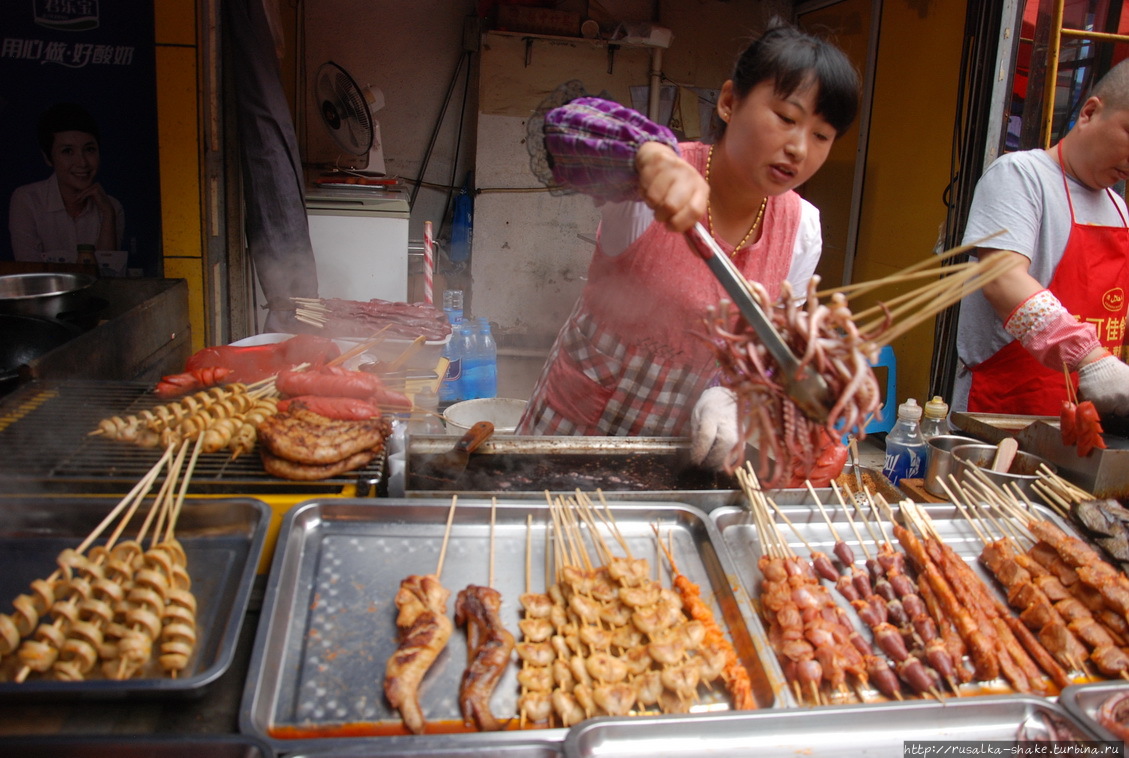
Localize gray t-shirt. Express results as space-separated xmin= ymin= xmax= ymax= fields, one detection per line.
xmin=952 ymin=148 xmax=1128 ymax=410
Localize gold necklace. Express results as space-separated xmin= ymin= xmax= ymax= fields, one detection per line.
xmin=705 ymin=145 xmax=767 ymax=256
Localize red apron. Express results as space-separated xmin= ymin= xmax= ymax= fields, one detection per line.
xmin=967 ymin=146 xmax=1129 ymax=415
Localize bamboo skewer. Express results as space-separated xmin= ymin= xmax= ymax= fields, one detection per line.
xmin=436 ymin=495 xmax=458 ymax=580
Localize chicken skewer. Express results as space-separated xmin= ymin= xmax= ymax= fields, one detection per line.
xmin=383 ymin=495 xmax=457 ymax=735
xmin=454 ymin=498 xmax=516 ymax=732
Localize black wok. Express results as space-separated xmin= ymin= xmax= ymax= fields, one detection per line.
xmin=0 ymin=314 xmax=80 ymax=394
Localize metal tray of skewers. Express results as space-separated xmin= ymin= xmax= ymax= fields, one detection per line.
xmin=712 ymin=473 xmax=1129 ymax=708
xmin=240 ymin=497 xmax=779 ymax=756
xmin=0 ymin=496 xmax=269 ymax=699
xmin=561 ymin=694 xmax=1105 ymax=756
xmin=0 ymin=733 xmax=275 ymax=757
xmin=1059 ymin=681 xmax=1129 ymax=744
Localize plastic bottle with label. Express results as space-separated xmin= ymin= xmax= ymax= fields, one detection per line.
xmin=463 ymin=316 xmax=498 ymax=400
xmin=920 ymin=395 xmax=951 ymax=441
xmin=438 ymin=319 xmax=470 ymax=407
xmin=881 ymin=398 xmax=927 ymax=486
xmin=442 ymin=289 xmax=464 ymax=324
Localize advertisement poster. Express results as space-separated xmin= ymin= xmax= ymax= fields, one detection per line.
xmin=0 ymin=1 xmax=160 ymax=276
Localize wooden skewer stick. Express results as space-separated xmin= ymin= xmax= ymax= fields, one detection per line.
xmin=805 ymin=481 xmax=844 ymax=544
xmin=327 ymin=326 xmax=393 ymax=367
xmin=489 ymin=497 xmax=497 ymax=589
xmin=815 ymin=232 xmax=1005 ymax=300
xmin=435 ymin=495 xmax=458 ymax=579
xmin=831 ymin=482 xmax=872 ymax=560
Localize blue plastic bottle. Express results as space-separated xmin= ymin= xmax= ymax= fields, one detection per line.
xmin=464 ymin=316 xmax=497 ymax=400
xmin=881 ymin=398 xmax=927 ymax=485
xmin=439 ymin=319 xmax=470 ymax=406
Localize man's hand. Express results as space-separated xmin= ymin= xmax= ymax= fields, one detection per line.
xmin=1078 ymin=355 xmax=1129 ymax=416
xmin=689 ymin=386 xmax=740 ymax=470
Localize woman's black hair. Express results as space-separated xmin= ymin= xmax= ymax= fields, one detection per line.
xmin=36 ymin=102 xmax=100 ymax=157
xmin=723 ymin=19 xmax=860 ymax=138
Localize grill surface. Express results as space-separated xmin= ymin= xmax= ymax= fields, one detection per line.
xmin=0 ymin=380 xmax=384 ymax=494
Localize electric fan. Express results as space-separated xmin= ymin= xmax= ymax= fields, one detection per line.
xmin=314 ymin=60 xmax=386 ymax=175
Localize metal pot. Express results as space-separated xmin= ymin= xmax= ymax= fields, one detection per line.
xmin=924 ymin=434 xmax=979 ymax=497
xmin=0 ymin=272 xmax=96 ymax=320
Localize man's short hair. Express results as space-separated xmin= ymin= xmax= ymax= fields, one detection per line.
xmin=1092 ymin=59 xmax=1129 ymax=113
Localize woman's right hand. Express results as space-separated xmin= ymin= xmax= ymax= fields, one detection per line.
xmin=635 ymin=141 xmax=708 ymax=233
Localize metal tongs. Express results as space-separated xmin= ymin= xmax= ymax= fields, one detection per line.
xmin=685 ymin=222 xmax=833 ymax=423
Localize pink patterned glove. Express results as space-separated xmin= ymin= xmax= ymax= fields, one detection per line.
xmin=1004 ymin=290 xmax=1101 ymax=372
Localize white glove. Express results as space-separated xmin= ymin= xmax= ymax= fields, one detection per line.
xmin=689 ymin=386 xmax=740 ymax=470
xmin=1078 ymin=355 xmax=1129 ymax=416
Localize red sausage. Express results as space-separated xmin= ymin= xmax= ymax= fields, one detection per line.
xmin=276 ymin=365 xmax=385 ymax=399
xmin=811 ymin=552 xmax=839 ymax=583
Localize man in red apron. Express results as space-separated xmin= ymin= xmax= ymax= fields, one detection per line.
xmin=955 ymin=60 xmax=1129 ymax=418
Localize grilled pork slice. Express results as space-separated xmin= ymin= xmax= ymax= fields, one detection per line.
xmin=455 ymin=585 xmax=515 ymax=731
xmin=259 ymin=447 xmax=377 ymax=481
xmin=384 ymin=574 xmax=453 ymax=735
xmin=257 ymin=407 xmax=390 ymax=465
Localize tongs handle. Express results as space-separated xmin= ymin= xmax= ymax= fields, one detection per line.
xmin=685 ymin=222 xmax=832 ymax=424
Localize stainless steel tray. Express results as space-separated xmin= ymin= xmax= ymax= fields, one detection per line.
xmin=0 ymin=734 xmax=274 ymax=757
xmin=1060 ymin=681 xmax=1129 ymax=743
xmin=0 ymin=497 xmax=269 ymax=698
xmin=562 ymin=695 xmax=1101 ymax=757
xmin=240 ymin=498 xmax=778 ymax=756
xmin=712 ymin=500 xmax=1087 ymax=705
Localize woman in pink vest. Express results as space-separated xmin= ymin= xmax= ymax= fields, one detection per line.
xmin=517 ymin=20 xmax=861 ymax=473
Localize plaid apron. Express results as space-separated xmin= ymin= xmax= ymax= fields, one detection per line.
xmin=518 ymin=143 xmax=801 ymax=436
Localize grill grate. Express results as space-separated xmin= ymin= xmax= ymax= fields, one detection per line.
xmin=0 ymin=380 xmax=384 ymax=495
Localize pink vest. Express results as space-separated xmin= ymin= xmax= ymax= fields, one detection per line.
xmin=518 ymin=142 xmax=803 ymax=436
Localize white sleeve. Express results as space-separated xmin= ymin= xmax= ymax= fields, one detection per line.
xmin=597 ymin=199 xmax=655 ymax=257
xmin=785 ymin=199 xmax=822 ymax=292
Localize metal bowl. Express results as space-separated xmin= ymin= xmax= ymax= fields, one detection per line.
xmin=0 ymin=272 xmax=96 ymax=320
xmin=951 ymin=442 xmax=1056 ymax=498
xmin=924 ymin=434 xmax=980 ymax=497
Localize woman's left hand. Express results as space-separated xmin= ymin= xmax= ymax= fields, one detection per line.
xmin=635 ymin=141 xmax=708 ymax=233
xmin=77 ymin=183 xmax=115 ymax=218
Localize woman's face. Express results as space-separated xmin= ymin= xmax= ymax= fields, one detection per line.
xmin=47 ymin=130 xmax=100 ymax=193
xmin=717 ymin=77 xmax=836 ymax=196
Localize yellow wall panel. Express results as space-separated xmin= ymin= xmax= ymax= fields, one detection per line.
xmin=155 ymin=0 xmax=196 ymax=47
xmin=853 ymin=3 xmax=966 ymax=403
xmin=164 ymin=257 xmax=206 ymax=352
xmin=156 ymin=46 xmax=201 ymax=260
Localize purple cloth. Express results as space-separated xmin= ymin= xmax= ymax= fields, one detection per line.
xmin=543 ymin=97 xmax=680 ymax=202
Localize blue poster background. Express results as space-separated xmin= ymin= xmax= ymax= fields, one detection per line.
xmin=0 ymin=1 xmax=161 ymax=275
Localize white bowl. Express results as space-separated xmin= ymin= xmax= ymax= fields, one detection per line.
xmin=443 ymin=397 xmax=528 ymax=435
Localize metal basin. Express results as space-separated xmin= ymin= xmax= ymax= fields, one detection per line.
xmin=924 ymin=434 xmax=979 ymax=497
xmin=0 ymin=272 xmax=96 ymax=320
xmin=952 ymin=442 xmax=1056 ymax=498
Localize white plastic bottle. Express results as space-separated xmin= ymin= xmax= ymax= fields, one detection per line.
xmin=439 ymin=319 xmax=470 ymax=406
xmin=881 ymin=398 xmax=927 ymax=485
xmin=920 ymin=395 xmax=951 ymax=440
xmin=471 ymin=316 xmax=497 ymax=399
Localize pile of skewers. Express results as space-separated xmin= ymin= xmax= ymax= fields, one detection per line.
xmin=742 ymin=457 xmax=1129 ymax=707
xmin=513 ymin=491 xmax=752 ymax=728
xmin=701 ymin=235 xmax=1020 ymax=486
xmin=380 ymin=490 xmax=755 ymax=736
xmin=0 ymin=443 xmax=200 ymax=683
